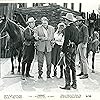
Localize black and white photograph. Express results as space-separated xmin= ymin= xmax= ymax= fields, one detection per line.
xmin=0 ymin=0 xmax=100 ymax=100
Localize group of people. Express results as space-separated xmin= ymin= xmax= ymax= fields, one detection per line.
xmin=21 ymin=12 xmax=89 ymax=90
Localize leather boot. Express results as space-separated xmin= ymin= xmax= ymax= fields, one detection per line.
xmin=60 ymin=65 xmax=63 ymax=78
xmin=60 ymin=68 xmax=71 ymax=90
xmin=60 ymin=82 xmax=71 ymax=90
xmin=38 ymin=75 xmax=43 ymax=79
xmin=54 ymin=70 xmax=57 ymax=76
xmin=38 ymin=70 xmax=43 ymax=79
xmin=52 ymin=65 xmax=57 ymax=77
xmin=21 ymin=63 xmax=26 ymax=80
xmin=77 ymin=72 xmax=84 ymax=76
xmin=80 ymin=74 xmax=88 ymax=79
xmin=22 ymin=62 xmax=25 ymax=76
xmin=21 ymin=75 xmax=25 ymax=80
xmin=71 ymin=81 xmax=77 ymax=89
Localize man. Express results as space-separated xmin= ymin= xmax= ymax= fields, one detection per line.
xmin=21 ymin=17 xmax=36 ymax=80
xmin=76 ymin=16 xmax=89 ymax=79
xmin=60 ymin=13 xmax=79 ymax=90
xmin=34 ymin=17 xmax=55 ymax=79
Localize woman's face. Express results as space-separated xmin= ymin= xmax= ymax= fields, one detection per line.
xmin=58 ymin=25 xmax=65 ymax=32
xmin=65 ymin=19 xmax=70 ymax=25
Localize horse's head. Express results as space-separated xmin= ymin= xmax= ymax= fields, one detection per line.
xmin=0 ymin=15 xmax=7 ymax=34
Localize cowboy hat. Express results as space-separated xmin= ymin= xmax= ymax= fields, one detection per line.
xmin=75 ymin=16 xmax=85 ymax=21
xmin=57 ymin=22 xmax=66 ymax=29
xmin=26 ymin=17 xmax=36 ymax=24
xmin=41 ymin=17 xmax=49 ymax=22
xmin=62 ymin=13 xmax=77 ymax=22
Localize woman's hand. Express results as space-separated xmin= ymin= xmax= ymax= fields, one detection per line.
xmin=82 ymin=43 xmax=87 ymax=48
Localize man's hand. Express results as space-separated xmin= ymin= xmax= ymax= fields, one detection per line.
xmin=60 ymin=52 xmax=65 ymax=58
xmin=82 ymin=43 xmax=87 ymax=48
xmin=39 ymin=37 xmax=48 ymax=41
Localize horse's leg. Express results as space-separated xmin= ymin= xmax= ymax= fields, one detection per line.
xmin=92 ymin=52 xmax=95 ymax=73
xmin=86 ymin=44 xmax=89 ymax=63
xmin=14 ymin=56 xmax=17 ymax=68
xmin=11 ymin=54 xmax=14 ymax=74
xmin=86 ymin=51 xmax=89 ymax=62
xmin=17 ymin=49 xmax=22 ymax=74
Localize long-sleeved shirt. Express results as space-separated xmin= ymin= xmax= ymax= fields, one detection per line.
xmin=78 ymin=23 xmax=89 ymax=44
xmin=62 ymin=23 xmax=79 ymax=53
xmin=54 ymin=30 xmax=64 ymax=46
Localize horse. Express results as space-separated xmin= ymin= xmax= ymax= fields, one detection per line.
xmin=87 ymin=27 xmax=100 ymax=73
xmin=0 ymin=15 xmax=23 ymax=74
xmin=13 ymin=12 xmax=27 ymax=28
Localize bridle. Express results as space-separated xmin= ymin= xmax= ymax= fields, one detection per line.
xmin=0 ymin=19 xmax=8 ymax=39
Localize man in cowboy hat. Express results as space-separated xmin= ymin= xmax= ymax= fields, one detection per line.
xmin=75 ymin=16 xmax=89 ymax=79
xmin=60 ymin=13 xmax=79 ymax=90
xmin=34 ymin=17 xmax=55 ymax=79
xmin=21 ymin=17 xmax=36 ymax=80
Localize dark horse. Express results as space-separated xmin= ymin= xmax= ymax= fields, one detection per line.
xmin=0 ymin=16 xmax=23 ymax=74
xmin=87 ymin=18 xmax=99 ymax=73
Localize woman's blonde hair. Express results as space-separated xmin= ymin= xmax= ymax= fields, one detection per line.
xmin=57 ymin=22 xmax=66 ymax=29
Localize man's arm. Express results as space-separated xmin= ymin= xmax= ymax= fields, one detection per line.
xmin=83 ymin=25 xmax=89 ymax=44
xmin=62 ymin=27 xmax=70 ymax=53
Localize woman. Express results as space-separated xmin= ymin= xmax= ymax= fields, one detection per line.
xmin=51 ymin=22 xmax=66 ymax=78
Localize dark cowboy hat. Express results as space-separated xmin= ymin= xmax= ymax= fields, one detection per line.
xmin=75 ymin=16 xmax=85 ymax=21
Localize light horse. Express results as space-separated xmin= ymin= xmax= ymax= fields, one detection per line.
xmin=0 ymin=15 xmax=23 ymax=74
xmin=87 ymin=19 xmax=100 ymax=73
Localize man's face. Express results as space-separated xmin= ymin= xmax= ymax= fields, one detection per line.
xmin=65 ymin=19 xmax=71 ymax=25
xmin=42 ymin=20 xmax=48 ymax=28
xmin=29 ymin=22 xmax=35 ymax=28
xmin=75 ymin=20 xmax=82 ymax=26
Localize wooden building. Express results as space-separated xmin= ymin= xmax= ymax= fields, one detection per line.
xmin=0 ymin=3 xmax=28 ymax=58
xmin=14 ymin=4 xmax=81 ymax=28
xmin=0 ymin=3 xmax=81 ymax=58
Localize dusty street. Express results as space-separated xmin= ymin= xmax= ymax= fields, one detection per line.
xmin=0 ymin=52 xmax=100 ymax=100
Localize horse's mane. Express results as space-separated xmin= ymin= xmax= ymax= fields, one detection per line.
xmin=8 ymin=19 xmax=21 ymax=33
xmin=6 ymin=19 xmax=23 ymax=41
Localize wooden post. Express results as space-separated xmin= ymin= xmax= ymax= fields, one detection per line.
xmin=40 ymin=3 xmax=44 ymax=6
xmin=79 ymin=3 xmax=82 ymax=12
xmin=97 ymin=14 xmax=99 ymax=27
xmin=36 ymin=3 xmax=38 ymax=6
xmin=63 ymin=3 xmax=68 ymax=8
xmin=33 ymin=3 xmax=35 ymax=7
xmin=71 ymin=3 xmax=74 ymax=10
xmin=63 ymin=3 xmax=65 ymax=7
xmin=89 ymin=14 xmax=91 ymax=19
xmin=24 ymin=3 xmax=27 ymax=8
xmin=87 ymin=12 xmax=89 ymax=20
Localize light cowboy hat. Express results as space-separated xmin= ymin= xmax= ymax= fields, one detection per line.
xmin=62 ymin=13 xmax=77 ymax=22
xmin=41 ymin=17 xmax=49 ymax=22
xmin=57 ymin=22 xmax=66 ymax=29
xmin=75 ymin=16 xmax=85 ymax=21
xmin=26 ymin=17 xmax=36 ymax=24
